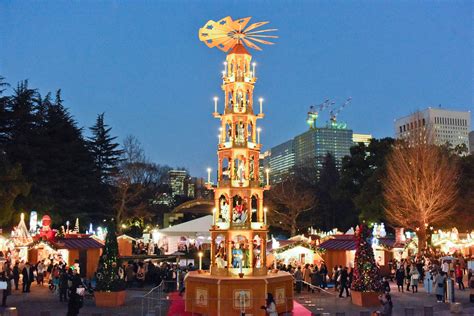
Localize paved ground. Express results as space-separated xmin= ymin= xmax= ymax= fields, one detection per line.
xmin=294 ymin=283 xmax=474 ymax=316
xmin=1 ymin=281 xmax=473 ymax=316
xmin=0 ymin=283 xmax=153 ymax=316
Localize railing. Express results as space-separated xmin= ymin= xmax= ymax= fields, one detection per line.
xmin=141 ymin=280 xmax=165 ymax=316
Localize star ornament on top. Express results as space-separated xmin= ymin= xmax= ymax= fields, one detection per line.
xmin=198 ymin=16 xmax=278 ymax=52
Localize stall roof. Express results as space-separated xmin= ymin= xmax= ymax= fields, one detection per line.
xmin=318 ymin=235 xmax=396 ymax=251
xmin=55 ymin=238 xmax=104 ymax=249
xmin=159 ymin=215 xmax=212 ymax=236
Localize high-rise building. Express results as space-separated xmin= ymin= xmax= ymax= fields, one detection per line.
xmin=168 ymin=169 xmax=188 ymax=197
xmin=469 ymin=131 xmax=474 ymax=155
xmin=353 ymin=133 xmax=373 ymax=147
xmin=394 ymin=108 xmax=471 ymax=152
xmin=263 ymin=124 xmax=355 ymax=183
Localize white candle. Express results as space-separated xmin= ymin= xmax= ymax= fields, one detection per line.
xmin=224 ymin=61 xmax=227 ymax=75
xmin=252 ymin=62 xmax=256 ymax=77
xmin=257 ymin=127 xmax=261 ymax=144
xmin=199 ymin=254 xmax=203 ymax=270
xmin=265 ymin=168 xmax=270 ymax=186
xmin=213 ymin=97 xmax=218 ymax=113
xmin=207 ymin=168 xmax=211 ymax=184
xmin=212 ymin=208 xmax=216 ymax=225
xmin=274 ymin=258 xmax=277 ymax=270
xmin=264 ymin=207 xmax=267 ymax=225
xmin=239 ymin=257 xmax=243 ymax=274
xmin=259 ymin=97 xmax=263 ymax=114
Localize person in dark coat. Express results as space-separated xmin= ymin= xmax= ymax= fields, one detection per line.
xmin=338 ymin=267 xmax=350 ymax=298
xmin=66 ymin=269 xmax=83 ymax=316
xmin=320 ymin=263 xmax=328 ymax=289
xmin=12 ymin=262 xmax=20 ymax=291
xmin=395 ymin=267 xmax=405 ymax=292
xmin=21 ymin=262 xmax=34 ymax=293
xmin=310 ymin=267 xmax=320 ymax=293
xmin=59 ymin=268 xmax=69 ymax=302
xmin=1 ymin=268 xmax=13 ymax=307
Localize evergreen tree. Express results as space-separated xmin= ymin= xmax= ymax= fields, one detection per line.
xmin=95 ymin=220 xmax=125 ymax=292
xmin=0 ymin=154 xmax=30 ymax=225
xmin=88 ymin=113 xmax=123 ymax=184
xmin=35 ymin=90 xmax=102 ymax=222
xmin=351 ymin=224 xmax=382 ymax=292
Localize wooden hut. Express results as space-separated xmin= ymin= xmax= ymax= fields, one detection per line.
xmin=28 ymin=237 xmax=103 ymax=279
xmin=318 ymin=235 xmax=396 ymax=276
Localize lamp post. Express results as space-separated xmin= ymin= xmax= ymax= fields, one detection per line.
xmin=265 ymin=168 xmax=270 ymax=186
xmin=213 ymin=96 xmax=218 ymax=113
xmin=259 ymin=97 xmax=263 ymax=114
xmin=198 ymin=251 xmax=203 ymax=270
xmin=207 ymin=167 xmax=212 ymax=184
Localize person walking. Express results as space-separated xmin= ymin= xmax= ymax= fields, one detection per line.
xmin=303 ymin=264 xmax=311 ymax=292
xmin=66 ymin=270 xmax=84 ymax=316
xmin=424 ymin=269 xmax=433 ymax=294
xmin=410 ymin=264 xmax=420 ymax=293
xmin=338 ymin=267 xmax=350 ymax=298
xmin=12 ymin=262 xmax=19 ymax=291
xmin=21 ymin=262 xmax=34 ymax=293
xmin=434 ymin=271 xmax=447 ymax=303
xmin=260 ymin=293 xmax=278 ymax=316
xmin=395 ymin=267 xmax=405 ymax=292
xmin=59 ymin=268 xmax=69 ymax=302
xmin=378 ymin=292 xmax=393 ymax=316
xmin=310 ymin=267 xmax=320 ymax=293
xmin=0 ymin=269 xmax=12 ymax=307
xmin=320 ymin=262 xmax=328 ymax=289
xmin=294 ymin=266 xmax=303 ymax=294
xmin=455 ymin=265 xmax=465 ymax=290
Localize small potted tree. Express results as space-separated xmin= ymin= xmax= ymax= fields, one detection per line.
xmin=350 ymin=224 xmax=383 ymax=307
xmin=95 ymin=220 xmax=126 ymax=307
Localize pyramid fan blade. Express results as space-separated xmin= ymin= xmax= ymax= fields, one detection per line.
xmin=246 ymin=37 xmax=274 ymax=45
xmin=235 ymin=17 xmax=251 ymax=30
xmin=242 ymin=38 xmax=262 ymax=51
xmin=243 ymin=21 xmax=269 ymax=33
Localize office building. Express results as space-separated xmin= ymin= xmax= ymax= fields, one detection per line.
xmin=168 ymin=169 xmax=188 ymax=197
xmin=469 ymin=131 xmax=474 ymax=155
xmin=264 ymin=125 xmax=354 ymax=183
xmin=394 ymin=108 xmax=471 ymax=152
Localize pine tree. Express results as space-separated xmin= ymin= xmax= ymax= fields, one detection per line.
xmin=351 ymin=224 xmax=382 ymax=292
xmin=95 ymin=220 xmax=125 ymax=292
xmin=88 ymin=113 xmax=123 ymax=183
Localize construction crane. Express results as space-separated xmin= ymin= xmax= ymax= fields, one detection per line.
xmin=329 ymin=97 xmax=352 ymax=126
xmin=306 ymin=99 xmax=334 ymax=129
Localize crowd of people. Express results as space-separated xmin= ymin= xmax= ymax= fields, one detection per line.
xmin=280 ymin=251 xmax=473 ymax=316
xmin=0 ymin=258 xmax=86 ymax=316
xmin=119 ymin=260 xmax=194 ymax=293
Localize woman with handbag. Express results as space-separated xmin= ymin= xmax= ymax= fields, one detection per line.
xmin=0 ymin=267 xmax=13 ymax=307
xmin=434 ymin=271 xmax=446 ymax=303
xmin=410 ymin=264 xmax=420 ymax=293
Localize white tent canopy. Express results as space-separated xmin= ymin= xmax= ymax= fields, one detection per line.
xmin=159 ymin=215 xmax=212 ymax=237
xmin=158 ymin=215 xmax=212 ymax=254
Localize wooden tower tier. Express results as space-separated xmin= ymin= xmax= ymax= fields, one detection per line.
xmin=208 ymin=43 xmax=270 ymax=277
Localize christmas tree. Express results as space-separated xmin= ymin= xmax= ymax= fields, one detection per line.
xmin=351 ymin=224 xmax=382 ymax=292
xmin=95 ymin=220 xmax=125 ymax=292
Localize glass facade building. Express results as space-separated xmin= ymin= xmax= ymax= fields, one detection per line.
xmin=264 ymin=126 xmax=354 ymax=183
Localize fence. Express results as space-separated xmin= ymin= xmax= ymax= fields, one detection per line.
xmin=141 ymin=281 xmax=166 ymax=316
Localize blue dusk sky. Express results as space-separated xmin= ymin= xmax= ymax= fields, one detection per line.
xmin=1 ymin=1 xmax=472 ymax=178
